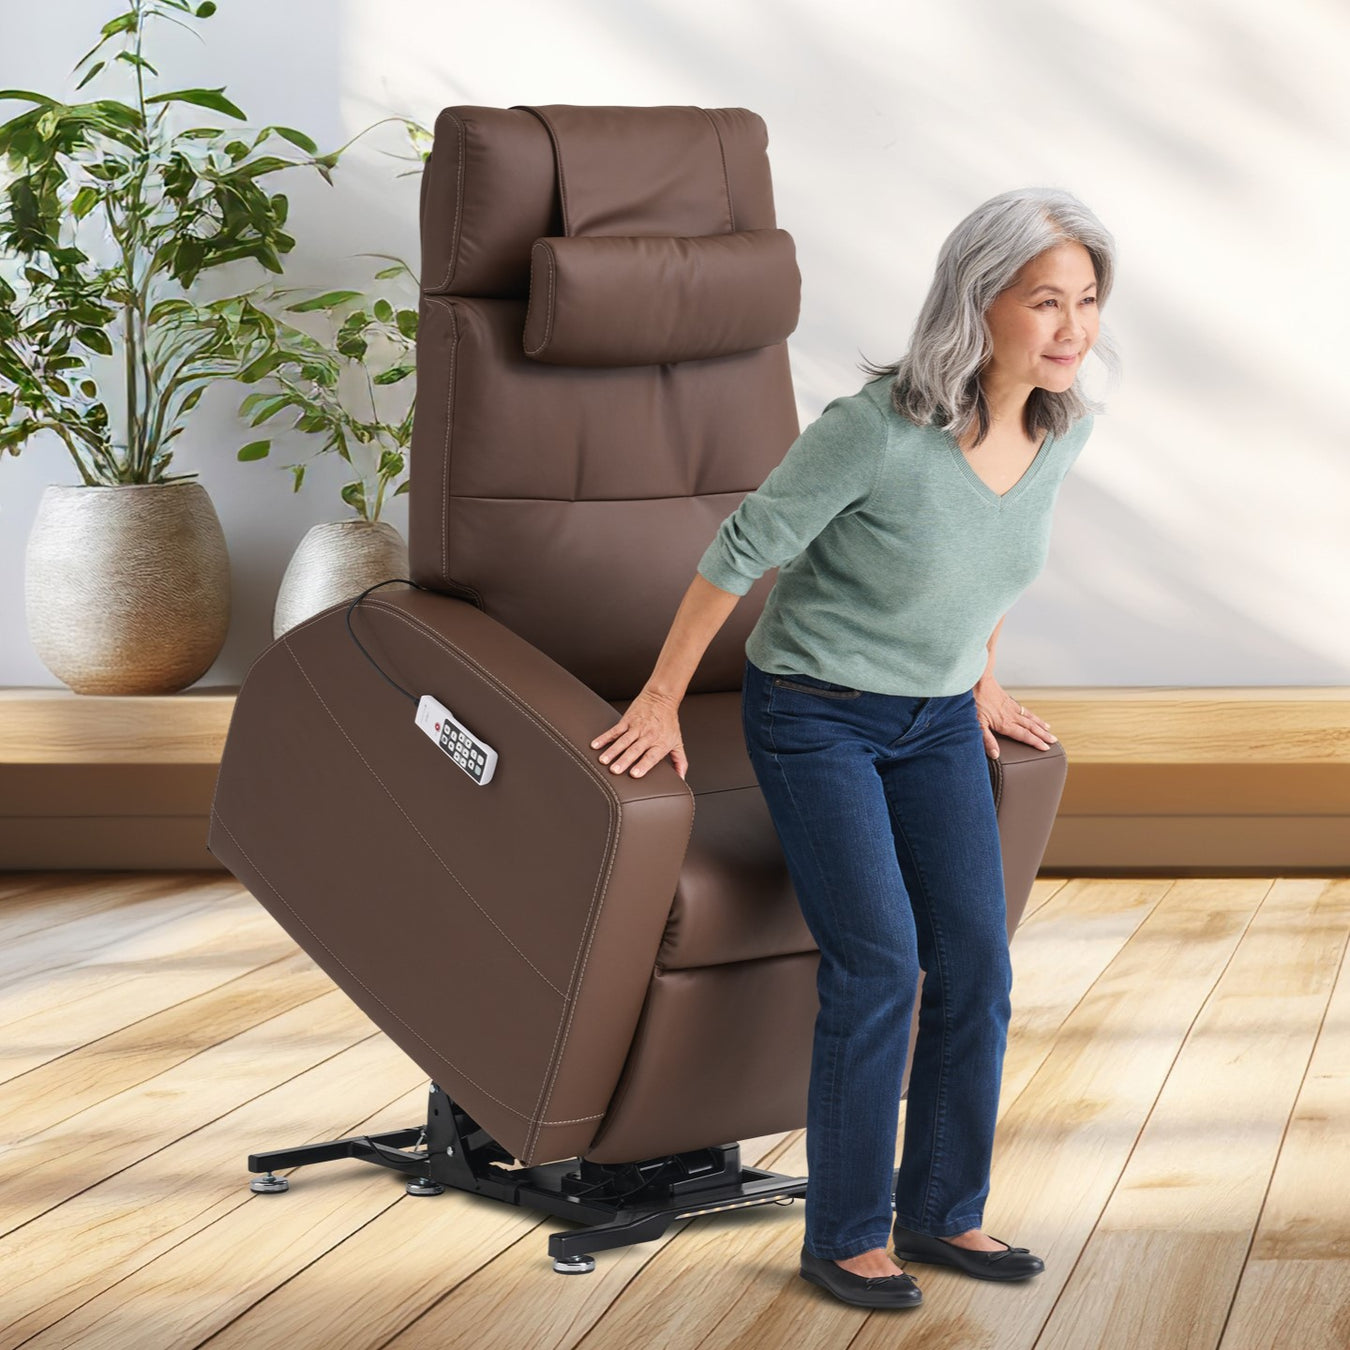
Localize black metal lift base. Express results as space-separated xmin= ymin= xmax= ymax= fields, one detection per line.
xmin=247 ymin=1083 xmax=809 ymax=1272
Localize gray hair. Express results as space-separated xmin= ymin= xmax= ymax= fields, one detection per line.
xmin=861 ymin=187 xmax=1121 ymax=444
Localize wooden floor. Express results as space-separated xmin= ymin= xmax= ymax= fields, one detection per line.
xmin=0 ymin=872 xmax=1347 ymax=1350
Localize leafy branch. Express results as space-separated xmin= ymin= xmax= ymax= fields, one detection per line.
xmin=226 ymin=251 xmax=419 ymax=523
xmin=0 ymin=0 xmax=383 ymax=484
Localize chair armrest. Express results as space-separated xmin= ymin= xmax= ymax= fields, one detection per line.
xmin=209 ymin=587 xmax=694 ymax=1166
xmin=987 ymin=734 xmax=1068 ymax=938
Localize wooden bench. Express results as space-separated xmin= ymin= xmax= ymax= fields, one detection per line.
xmin=1 ymin=687 xmax=1347 ymax=873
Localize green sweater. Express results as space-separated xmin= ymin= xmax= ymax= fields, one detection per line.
xmin=696 ymin=374 xmax=1094 ymax=696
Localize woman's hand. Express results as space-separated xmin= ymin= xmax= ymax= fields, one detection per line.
xmin=590 ymin=687 xmax=689 ymax=780
xmin=972 ymin=674 xmax=1058 ymax=759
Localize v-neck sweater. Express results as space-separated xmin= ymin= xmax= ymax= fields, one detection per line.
xmin=696 ymin=374 xmax=1095 ymax=696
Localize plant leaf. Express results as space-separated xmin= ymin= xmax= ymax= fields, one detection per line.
xmin=114 ymin=51 xmax=160 ymax=76
xmin=237 ymin=350 xmax=283 ymax=382
xmin=247 ymin=393 xmax=296 ymax=424
xmin=0 ymin=89 xmax=59 ymax=107
xmin=145 ymin=87 xmax=247 ymax=120
xmin=74 ymin=61 xmax=106 ymax=91
xmin=76 ymin=327 xmax=113 ymax=356
xmin=268 ymin=125 xmax=317 ymax=153
xmin=285 ymin=290 xmax=362 ymax=313
xmin=70 ymin=184 xmax=101 ymax=219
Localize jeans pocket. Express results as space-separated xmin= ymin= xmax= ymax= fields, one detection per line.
xmin=771 ymin=673 xmax=863 ymax=700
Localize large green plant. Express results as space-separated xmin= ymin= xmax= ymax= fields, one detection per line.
xmin=220 ymin=122 xmax=430 ymax=523
xmin=226 ymin=259 xmax=419 ymax=524
xmin=0 ymin=0 xmax=363 ymax=485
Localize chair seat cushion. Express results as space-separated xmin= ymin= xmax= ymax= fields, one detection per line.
xmin=607 ymin=690 xmax=817 ymax=970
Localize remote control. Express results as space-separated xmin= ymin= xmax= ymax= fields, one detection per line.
xmin=415 ymin=694 xmax=498 ymax=786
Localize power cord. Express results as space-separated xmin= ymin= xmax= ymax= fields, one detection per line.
xmin=344 ymin=577 xmax=427 ymax=706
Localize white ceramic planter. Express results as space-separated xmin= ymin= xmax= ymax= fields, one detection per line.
xmin=24 ymin=481 xmax=231 ymax=695
xmin=272 ymin=519 xmax=410 ymax=640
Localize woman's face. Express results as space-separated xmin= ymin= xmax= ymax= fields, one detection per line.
xmin=983 ymin=241 xmax=1099 ymax=395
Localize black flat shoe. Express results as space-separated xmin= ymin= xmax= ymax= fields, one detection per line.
xmin=891 ymin=1222 xmax=1045 ymax=1281
xmin=799 ymin=1246 xmax=923 ymax=1309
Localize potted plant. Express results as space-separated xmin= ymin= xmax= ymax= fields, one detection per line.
xmin=219 ymin=123 xmax=429 ymax=638
xmin=224 ymin=261 xmax=419 ymax=636
xmin=0 ymin=0 xmax=358 ymax=693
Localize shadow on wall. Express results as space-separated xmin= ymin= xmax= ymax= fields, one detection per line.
xmin=1029 ymin=467 xmax=1345 ymax=686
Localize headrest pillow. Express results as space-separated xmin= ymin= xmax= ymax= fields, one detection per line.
xmin=522 ymin=228 xmax=800 ymax=367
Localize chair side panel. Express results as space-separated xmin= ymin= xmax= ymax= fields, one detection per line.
xmin=208 ymin=592 xmax=693 ymax=1164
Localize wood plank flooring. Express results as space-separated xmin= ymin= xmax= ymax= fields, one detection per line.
xmin=0 ymin=871 xmax=1346 ymax=1349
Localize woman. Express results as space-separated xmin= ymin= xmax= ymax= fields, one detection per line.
xmin=589 ymin=187 xmax=1117 ymax=1312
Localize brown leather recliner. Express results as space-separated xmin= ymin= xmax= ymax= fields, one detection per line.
xmin=207 ymin=103 xmax=1068 ymax=1274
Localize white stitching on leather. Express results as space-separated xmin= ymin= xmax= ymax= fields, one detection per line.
xmin=362 ymin=601 xmax=695 ymax=1161
xmin=282 ymin=639 xmax=568 ymax=999
xmin=519 ymin=106 xmax=570 ymax=237
xmin=208 ymin=812 xmax=582 ymax=1123
xmin=233 ymin=601 xmax=355 ymax=690
xmin=523 ymin=239 xmax=557 ymax=358
xmin=363 ymin=602 xmax=622 ymax=791
xmin=532 ymin=699 xmax=696 ymax=1160
xmin=358 ymin=601 xmax=629 ymax=1161
xmin=422 ymin=295 xmax=459 ymax=585
xmin=526 ymin=804 xmax=619 ymax=1160
xmin=698 ymin=108 xmax=735 ymax=232
xmin=208 ymin=600 xmax=372 ymax=823
xmin=428 ymin=109 xmax=466 ymax=293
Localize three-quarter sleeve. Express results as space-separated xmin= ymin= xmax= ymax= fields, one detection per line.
xmin=696 ymin=393 xmax=887 ymax=596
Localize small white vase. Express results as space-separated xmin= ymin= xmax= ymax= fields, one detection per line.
xmin=24 ymin=481 xmax=231 ymax=695
xmin=273 ymin=519 xmax=411 ymax=640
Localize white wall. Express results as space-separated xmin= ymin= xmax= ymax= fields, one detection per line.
xmin=3 ymin=0 xmax=1347 ymax=689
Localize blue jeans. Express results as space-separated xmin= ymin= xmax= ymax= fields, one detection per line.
xmin=740 ymin=657 xmax=1012 ymax=1261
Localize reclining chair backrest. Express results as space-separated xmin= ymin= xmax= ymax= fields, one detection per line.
xmin=409 ymin=104 xmax=802 ymax=700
